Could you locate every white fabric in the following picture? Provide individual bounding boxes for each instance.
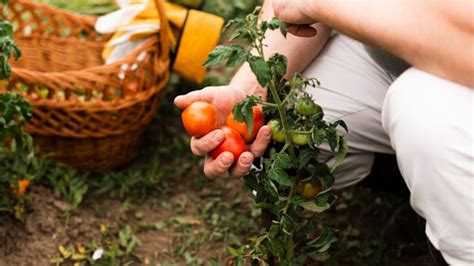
[382,68,474,264]
[303,34,474,264]
[304,34,394,188]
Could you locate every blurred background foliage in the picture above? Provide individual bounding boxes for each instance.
[37,0,263,21]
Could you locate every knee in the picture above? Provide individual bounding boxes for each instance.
[382,69,447,160]
[381,67,473,177]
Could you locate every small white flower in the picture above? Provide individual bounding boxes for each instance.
[92,248,104,261]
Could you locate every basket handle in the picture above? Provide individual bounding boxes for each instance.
[154,0,170,62]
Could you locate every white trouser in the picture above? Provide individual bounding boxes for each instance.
[304,34,474,264]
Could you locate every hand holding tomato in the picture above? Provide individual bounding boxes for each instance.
[174,85,272,179]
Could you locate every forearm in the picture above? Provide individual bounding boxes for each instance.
[231,0,331,95]
[305,0,474,87]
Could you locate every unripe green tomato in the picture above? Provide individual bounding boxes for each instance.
[296,180,322,199]
[291,132,309,146]
[296,98,322,116]
[267,119,285,143]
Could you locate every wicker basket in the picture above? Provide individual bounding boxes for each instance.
[0,0,170,171]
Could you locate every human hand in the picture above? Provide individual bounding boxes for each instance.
[174,84,272,179]
[272,1,319,37]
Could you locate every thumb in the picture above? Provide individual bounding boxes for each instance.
[174,87,215,109]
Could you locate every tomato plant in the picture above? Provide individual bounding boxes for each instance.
[204,8,349,264]
[0,0,43,221]
[226,105,264,142]
[181,101,218,137]
[209,126,247,159]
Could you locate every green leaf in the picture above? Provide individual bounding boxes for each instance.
[268,53,288,79]
[247,55,270,87]
[268,17,287,37]
[267,166,293,187]
[298,149,318,170]
[333,119,348,132]
[331,137,348,172]
[318,174,335,189]
[203,45,247,68]
[273,153,293,169]
[312,127,326,146]
[268,236,286,257]
[299,200,330,213]
[232,96,262,134]
[225,45,247,67]
[326,127,339,152]
[307,227,336,252]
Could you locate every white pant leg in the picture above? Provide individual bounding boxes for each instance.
[303,34,394,188]
[382,68,474,264]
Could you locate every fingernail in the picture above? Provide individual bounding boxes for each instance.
[221,156,233,166]
[241,156,252,166]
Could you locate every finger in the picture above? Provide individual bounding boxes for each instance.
[249,125,272,157]
[286,24,317,37]
[174,87,215,109]
[203,152,234,179]
[229,151,254,178]
[190,129,224,156]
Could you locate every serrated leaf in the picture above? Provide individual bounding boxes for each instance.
[232,96,262,134]
[248,55,270,87]
[225,45,247,67]
[307,227,336,252]
[273,153,293,169]
[331,137,348,172]
[333,119,348,132]
[203,45,228,67]
[268,17,287,37]
[268,53,287,79]
[317,174,334,189]
[267,166,293,187]
[298,149,317,170]
[313,128,326,146]
[326,127,339,152]
[268,236,286,257]
[299,200,330,213]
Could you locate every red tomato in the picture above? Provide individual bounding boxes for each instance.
[182,101,218,137]
[226,106,264,143]
[210,126,247,159]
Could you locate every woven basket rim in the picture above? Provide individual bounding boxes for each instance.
[11,35,165,77]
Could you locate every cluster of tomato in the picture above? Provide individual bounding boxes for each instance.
[181,101,264,160]
[181,99,323,199]
[267,97,322,146]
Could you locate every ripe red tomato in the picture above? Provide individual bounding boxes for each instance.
[226,106,264,143]
[296,179,322,199]
[181,101,218,137]
[210,126,247,159]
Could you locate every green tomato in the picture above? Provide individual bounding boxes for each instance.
[296,180,322,199]
[291,132,309,146]
[296,98,322,116]
[267,119,285,143]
